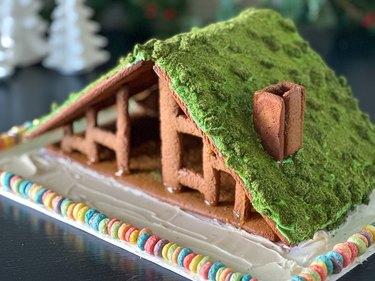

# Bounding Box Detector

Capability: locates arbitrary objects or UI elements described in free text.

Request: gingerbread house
[26,9,375,245]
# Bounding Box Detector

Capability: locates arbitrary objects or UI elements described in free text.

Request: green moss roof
[29,9,375,244]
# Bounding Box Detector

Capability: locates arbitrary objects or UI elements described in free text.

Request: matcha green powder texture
[30,9,375,244]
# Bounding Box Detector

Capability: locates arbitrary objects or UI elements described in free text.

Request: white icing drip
[1,143,375,280]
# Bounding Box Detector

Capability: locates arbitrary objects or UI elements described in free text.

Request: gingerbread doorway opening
[181,133,203,176]
[103,88,162,175]
[121,85,162,174]
[218,170,236,208]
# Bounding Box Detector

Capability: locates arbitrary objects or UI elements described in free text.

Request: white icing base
[1,137,375,280]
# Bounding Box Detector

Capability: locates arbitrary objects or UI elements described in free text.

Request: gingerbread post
[253,82,306,161]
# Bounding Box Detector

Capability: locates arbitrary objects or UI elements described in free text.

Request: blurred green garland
[259,0,375,31]
[39,0,375,37]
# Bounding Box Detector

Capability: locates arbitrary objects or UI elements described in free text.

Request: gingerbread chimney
[253,82,306,161]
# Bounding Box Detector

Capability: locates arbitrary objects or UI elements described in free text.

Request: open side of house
[28,60,289,243]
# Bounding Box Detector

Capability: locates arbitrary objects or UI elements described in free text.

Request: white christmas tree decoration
[0,0,15,78]
[0,44,15,79]
[43,0,110,74]
[0,0,48,68]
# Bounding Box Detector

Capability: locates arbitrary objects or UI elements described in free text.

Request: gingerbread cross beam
[253,82,306,162]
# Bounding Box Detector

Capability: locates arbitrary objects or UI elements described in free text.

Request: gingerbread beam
[115,87,131,175]
[60,86,132,175]
[175,115,201,137]
[84,108,100,162]
[159,73,183,192]
[202,142,220,206]
[233,182,251,221]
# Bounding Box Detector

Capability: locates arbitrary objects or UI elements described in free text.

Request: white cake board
[1,130,375,280]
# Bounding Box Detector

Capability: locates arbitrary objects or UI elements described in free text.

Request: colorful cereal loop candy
[129,229,140,245]
[144,235,160,255]
[29,184,42,200]
[124,226,137,242]
[352,233,369,248]
[153,239,169,258]
[1,135,9,148]
[167,243,178,263]
[208,261,225,281]
[219,267,233,281]
[12,177,24,195]
[302,267,322,281]
[89,213,100,227]
[41,190,53,203]
[298,272,315,281]
[106,218,119,235]
[241,274,253,281]
[19,181,32,198]
[0,171,5,186]
[44,192,57,209]
[118,224,132,241]
[308,264,326,281]
[53,196,65,214]
[200,262,213,280]
[109,221,122,239]
[76,205,90,223]
[10,176,22,194]
[344,242,358,262]
[60,198,73,217]
[1,172,14,189]
[178,248,192,267]
[197,256,213,274]
[189,254,203,273]
[359,230,373,246]
[34,188,48,204]
[139,228,152,236]
[171,246,183,264]
[85,209,98,225]
[98,218,110,234]
[163,243,178,261]
[19,181,28,196]
[137,233,151,251]
[66,203,77,220]
[289,276,306,281]
[20,181,33,198]
[91,213,107,232]
[332,243,351,267]
[72,203,86,220]
[106,218,118,233]
[230,272,243,281]
[161,242,173,260]
[347,235,367,256]
[326,250,344,273]
[215,267,225,281]
[310,261,328,278]
[364,225,375,238]
[183,252,196,271]
[0,138,4,150]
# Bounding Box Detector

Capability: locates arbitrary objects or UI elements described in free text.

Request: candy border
[0,122,34,151]
[288,229,375,279]
[0,170,258,281]
[2,168,374,281]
